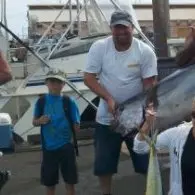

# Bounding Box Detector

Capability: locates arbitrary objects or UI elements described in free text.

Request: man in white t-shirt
[84,10,157,195]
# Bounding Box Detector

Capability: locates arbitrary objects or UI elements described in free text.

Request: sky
[2,0,195,38]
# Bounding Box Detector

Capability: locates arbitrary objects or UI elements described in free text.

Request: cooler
[0,113,14,152]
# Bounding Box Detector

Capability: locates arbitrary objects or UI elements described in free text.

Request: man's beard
[115,35,131,46]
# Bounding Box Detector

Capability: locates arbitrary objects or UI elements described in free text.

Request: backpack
[37,94,79,156]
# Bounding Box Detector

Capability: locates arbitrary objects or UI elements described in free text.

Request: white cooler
[0,113,14,152]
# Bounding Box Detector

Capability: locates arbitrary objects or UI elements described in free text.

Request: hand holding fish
[145,102,157,126]
[107,97,117,116]
[138,103,157,140]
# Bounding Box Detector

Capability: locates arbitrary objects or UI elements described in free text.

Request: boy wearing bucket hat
[33,70,80,195]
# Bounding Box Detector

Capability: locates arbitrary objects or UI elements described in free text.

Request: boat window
[50,39,95,59]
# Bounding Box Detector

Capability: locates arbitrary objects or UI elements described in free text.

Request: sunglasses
[191,111,195,118]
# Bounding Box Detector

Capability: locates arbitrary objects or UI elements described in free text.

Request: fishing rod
[0,21,98,111]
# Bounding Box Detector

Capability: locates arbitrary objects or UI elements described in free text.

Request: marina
[0,0,195,194]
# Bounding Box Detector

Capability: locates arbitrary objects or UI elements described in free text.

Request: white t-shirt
[85,36,158,125]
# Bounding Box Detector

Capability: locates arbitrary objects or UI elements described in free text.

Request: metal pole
[152,0,169,57]
[69,0,73,34]
[91,0,109,25]
[76,0,80,36]
[109,0,155,50]
[163,0,170,38]
[36,0,70,46]
[0,21,98,111]
[90,0,110,32]
[1,0,3,22]
[3,0,9,60]
[84,0,90,35]
[46,0,90,60]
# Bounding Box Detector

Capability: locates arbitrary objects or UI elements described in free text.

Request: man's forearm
[84,73,112,101]
[143,76,158,107]
[143,76,157,90]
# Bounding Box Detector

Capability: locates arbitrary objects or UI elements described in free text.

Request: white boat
[0,0,150,142]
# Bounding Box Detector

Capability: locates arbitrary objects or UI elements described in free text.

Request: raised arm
[133,104,178,154]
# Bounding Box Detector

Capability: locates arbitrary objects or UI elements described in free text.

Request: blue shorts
[94,123,123,176]
[94,123,148,176]
[41,143,78,186]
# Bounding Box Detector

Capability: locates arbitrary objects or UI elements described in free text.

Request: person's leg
[46,186,55,195]
[65,183,75,195]
[98,175,112,195]
[94,124,123,195]
[124,130,149,175]
[60,143,78,195]
[41,150,59,195]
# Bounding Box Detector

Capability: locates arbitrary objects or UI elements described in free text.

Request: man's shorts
[94,123,123,176]
[41,143,78,187]
[94,123,147,176]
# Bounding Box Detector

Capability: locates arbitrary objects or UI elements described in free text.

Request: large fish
[112,62,195,137]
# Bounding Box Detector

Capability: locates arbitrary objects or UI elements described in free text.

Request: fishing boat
[0,0,183,143]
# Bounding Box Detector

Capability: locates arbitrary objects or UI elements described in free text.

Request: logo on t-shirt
[128,63,139,68]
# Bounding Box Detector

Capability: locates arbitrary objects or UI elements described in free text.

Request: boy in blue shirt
[33,70,80,195]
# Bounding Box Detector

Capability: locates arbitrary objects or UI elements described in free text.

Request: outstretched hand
[138,103,157,141]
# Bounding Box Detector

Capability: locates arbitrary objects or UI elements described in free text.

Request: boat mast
[0,0,9,60]
[36,0,70,47]
[69,0,73,34]
[84,0,90,35]
[46,0,90,60]
[76,0,80,36]
[152,0,170,57]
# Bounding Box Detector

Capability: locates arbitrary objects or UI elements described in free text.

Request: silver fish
[112,63,195,137]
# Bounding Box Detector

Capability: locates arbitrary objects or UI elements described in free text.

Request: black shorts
[41,143,78,187]
[94,123,148,176]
